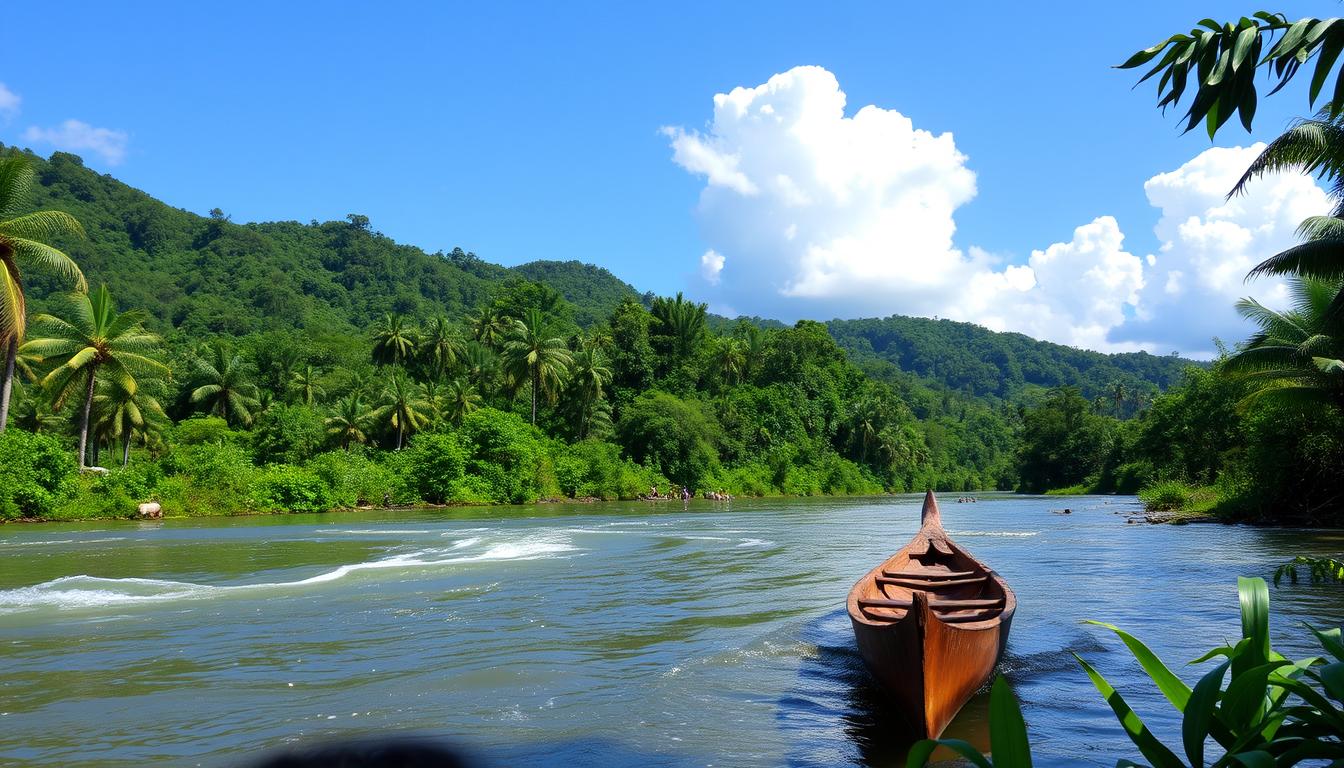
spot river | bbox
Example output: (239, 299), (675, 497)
(0, 494), (1341, 767)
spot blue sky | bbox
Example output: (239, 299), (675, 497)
(2, 2), (1339, 355)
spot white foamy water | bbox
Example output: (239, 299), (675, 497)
(948, 530), (1040, 538)
(0, 536), (575, 614)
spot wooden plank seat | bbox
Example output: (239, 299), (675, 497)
(875, 575), (988, 588)
(881, 569), (978, 579)
(857, 597), (1003, 610)
(858, 606), (1000, 622)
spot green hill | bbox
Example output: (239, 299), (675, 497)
(10, 144), (1192, 402)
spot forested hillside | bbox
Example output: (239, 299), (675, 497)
(829, 316), (1191, 404)
(12, 147), (1190, 402)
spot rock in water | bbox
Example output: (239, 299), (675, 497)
(138, 502), (162, 518)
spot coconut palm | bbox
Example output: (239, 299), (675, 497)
(0, 155), (88, 432)
(418, 316), (466, 379)
(93, 376), (168, 467)
(289, 364), (325, 406)
(651, 292), (708, 361)
(567, 346), (611, 439)
(461, 341), (496, 396)
(9, 389), (61, 434)
(469, 305), (510, 349)
(713, 337), (744, 386)
(189, 342), (261, 427)
(326, 392), (369, 450)
(737, 324), (767, 381)
(370, 370), (430, 450)
(1225, 276), (1344, 409)
(501, 309), (572, 425)
(21, 285), (166, 467)
(370, 313), (418, 367)
(444, 377), (481, 425)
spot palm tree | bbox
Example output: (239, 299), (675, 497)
(567, 346), (611, 439)
(444, 377), (481, 425)
(370, 313), (418, 367)
(9, 389), (61, 434)
(0, 155), (88, 432)
(326, 392), (370, 450)
(189, 342), (261, 426)
(461, 341), (496, 396)
(469, 305), (510, 349)
(737, 324), (767, 381)
(501, 309), (572, 425)
(651, 292), (708, 361)
(21, 285), (166, 467)
(1106, 381), (1128, 418)
(370, 370), (430, 450)
(418, 316), (466, 379)
(713, 337), (744, 386)
(93, 376), (168, 467)
(1225, 276), (1344, 409)
(289, 364), (325, 406)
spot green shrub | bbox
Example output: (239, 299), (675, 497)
(306, 450), (408, 507)
(1137, 479), (1197, 511)
(0, 429), (75, 519)
(400, 432), (468, 503)
(157, 443), (256, 515)
(251, 404), (327, 464)
(617, 391), (721, 489)
(458, 408), (546, 504)
(173, 416), (241, 446)
(248, 465), (332, 513)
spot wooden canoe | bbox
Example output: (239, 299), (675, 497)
(847, 490), (1016, 740)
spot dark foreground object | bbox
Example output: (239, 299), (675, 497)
(846, 490), (1016, 739)
(245, 739), (475, 768)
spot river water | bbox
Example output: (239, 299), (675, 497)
(0, 494), (1341, 767)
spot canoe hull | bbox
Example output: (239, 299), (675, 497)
(850, 599), (1012, 739)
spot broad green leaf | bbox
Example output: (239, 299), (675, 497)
(1308, 28), (1344, 105)
(1183, 658), (1230, 766)
(1224, 661), (1291, 730)
(1076, 654), (1185, 768)
(1311, 626), (1344, 661)
(1319, 661), (1344, 702)
(1191, 638), (1244, 665)
(1269, 17), (1315, 57)
(1232, 25), (1259, 71)
(989, 676), (1032, 768)
(1239, 78), (1258, 131)
(1085, 620), (1192, 711)
(1237, 577), (1270, 674)
(1231, 751), (1274, 768)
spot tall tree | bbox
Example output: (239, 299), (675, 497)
(0, 155), (87, 432)
(651, 292), (708, 362)
(444, 377), (481, 426)
(21, 286), (166, 467)
(290, 363), (325, 406)
(371, 370), (429, 450)
(94, 376), (167, 467)
(189, 342), (262, 427)
(326, 392), (369, 450)
(501, 309), (572, 425)
(567, 346), (611, 439)
(370, 313), (418, 367)
(469, 305), (509, 349)
(418, 316), (466, 380)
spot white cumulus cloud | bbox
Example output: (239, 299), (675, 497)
(22, 119), (128, 165)
(1112, 144), (1330, 356)
(700, 249), (725, 285)
(0, 83), (19, 119)
(666, 66), (1332, 356)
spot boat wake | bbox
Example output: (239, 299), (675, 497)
(0, 535), (575, 615)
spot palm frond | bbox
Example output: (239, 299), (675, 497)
(7, 238), (87, 293)
(1247, 238), (1344, 282)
